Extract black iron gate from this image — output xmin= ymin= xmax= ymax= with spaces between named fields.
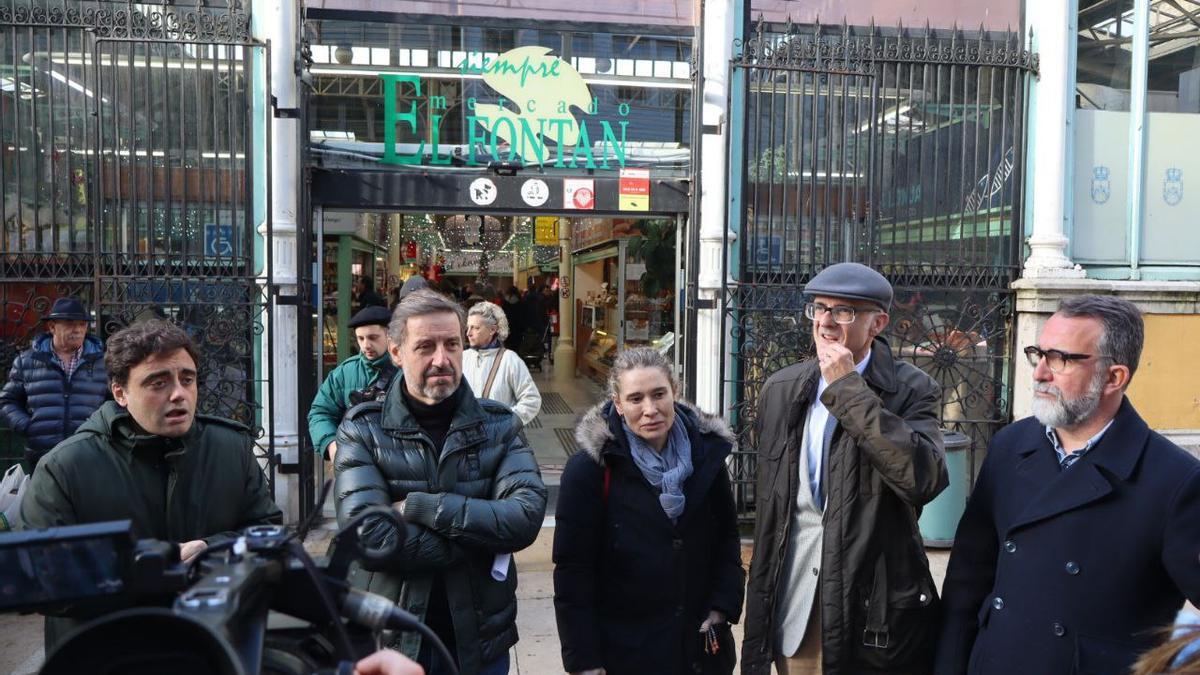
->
xmin=0 ymin=0 xmax=274 ymax=491
xmin=722 ymin=21 xmax=1038 ymax=522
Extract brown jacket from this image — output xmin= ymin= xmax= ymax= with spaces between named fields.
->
xmin=741 ymin=337 xmax=948 ymax=675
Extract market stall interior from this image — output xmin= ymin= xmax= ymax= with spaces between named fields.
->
xmin=313 ymin=211 xmax=680 ymax=415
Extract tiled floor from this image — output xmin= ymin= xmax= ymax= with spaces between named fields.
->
xmin=523 ymin=364 xmax=607 ymax=517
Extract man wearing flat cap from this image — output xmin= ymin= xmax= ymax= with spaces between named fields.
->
xmin=308 ymin=305 xmax=397 ymax=461
xmin=0 ymin=298 xmax=110 ymax=468
xmin=742 ymin=262 xmax=948 ymax=675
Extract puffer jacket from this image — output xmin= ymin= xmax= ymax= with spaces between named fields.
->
xmin=554 ymin=400 xmax=745 ymax=675
xmin=742 ymin=337 xmax=948 ymax=675
xmin=0 ymin=333 xmax=109 ymax=460
xmin=334 ymin=376 xmax=547 ymax=675
xmin=461 ymin=346 xmax=541 ymax=426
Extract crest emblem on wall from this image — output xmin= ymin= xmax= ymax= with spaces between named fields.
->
xmin=1090 ymin=166 xmax=1111 ymax=204
xmin=1163 ymin=167 xmax=1183 ymax=206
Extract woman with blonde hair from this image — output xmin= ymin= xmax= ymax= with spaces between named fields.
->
xmin=553 ymin=347 xmax=744 ymax=675
xmin=461 ymin=301 xmax=541 ymax=425
xmin=1132 ymin=609 xmax=1200 ymax=675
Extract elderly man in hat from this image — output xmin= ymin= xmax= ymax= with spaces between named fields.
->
xmin=741 ymin=263 xmax=948 ymax=675
xmin=0 ymin=298 xmax=109 ymax=467
xmin=308 ymin=305 xmax=397 ymax=461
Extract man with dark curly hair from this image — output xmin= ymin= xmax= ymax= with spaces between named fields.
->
xmin=21 ymin=319 xmax=281 ymax=651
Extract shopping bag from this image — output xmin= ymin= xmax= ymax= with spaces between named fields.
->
xmin=0 ymin=464 xmax=29 ymax=531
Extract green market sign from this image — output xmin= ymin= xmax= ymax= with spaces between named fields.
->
xmin=380 ymin=46 xmax=630 ymax=169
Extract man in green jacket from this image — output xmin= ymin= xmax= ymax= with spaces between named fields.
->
xmin=20 ymin=319 xmax=282 ymax=651
xmin=309 ymin=305 xmax=395 ymax=461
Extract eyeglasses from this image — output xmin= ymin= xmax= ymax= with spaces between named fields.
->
xmin=1023 ymin=345 xmax=1112 ymax=373
xmin=804 ymin=302 xmax=873 ymax=325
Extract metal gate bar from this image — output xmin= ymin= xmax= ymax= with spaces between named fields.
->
xmin=0 ymin=1 xmax=277 ymax=498
xmin=719 ymin=20 xmax=1037 ymax=523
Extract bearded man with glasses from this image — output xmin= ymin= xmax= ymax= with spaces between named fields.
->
xmin=935 ymin=294 xmax=1200 ymax=675
xmin=742 ymin=262 xmax=948 ymax=675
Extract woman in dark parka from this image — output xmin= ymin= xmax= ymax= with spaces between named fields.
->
xmin=553 ymin=348 xmax=745 ymax=675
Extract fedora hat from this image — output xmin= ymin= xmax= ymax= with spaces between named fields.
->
xmin=43 ymin=298 xmax=92 ymax=323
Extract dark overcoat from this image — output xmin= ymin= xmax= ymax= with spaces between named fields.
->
xmin=553 ymin=401 xmax=746 ymax=675
xmin=935 ymin=398 xmax=1200 ymax=675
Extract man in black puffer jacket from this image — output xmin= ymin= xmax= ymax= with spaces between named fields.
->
xmin=0 ymin=298 xmax=109 ymax=467
xmin=335 ymin=289 xmax=547 ymax=675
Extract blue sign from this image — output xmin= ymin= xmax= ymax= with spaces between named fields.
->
xmin=204 ymin=224 xmax=234 ymax=256
xmin=753 ymin=235 xmax=783 ymax=266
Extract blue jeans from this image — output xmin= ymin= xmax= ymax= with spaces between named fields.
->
xmin=419 ymin=641 xmax=509 ymax=675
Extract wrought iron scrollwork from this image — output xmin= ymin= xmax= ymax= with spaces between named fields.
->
xmin=735 ymin=17 xmax=1038 ymax=74
xmin=1 ymin=0 xmax=270 ymax=484
xmin=721 ymin=15 xmax=1031 ymax=523
xmin=3 ymin=0 xmax=253 ymax=43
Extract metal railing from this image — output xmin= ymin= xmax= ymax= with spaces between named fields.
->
xmin=721 ymin=19 xmax=1037 ymax=523
xmin=0 ymin=0 xmax=275 ymax=494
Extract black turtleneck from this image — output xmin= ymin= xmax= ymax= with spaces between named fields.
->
xmin=400 ymin=381 xmax=462 ymax=453
xmin=399 ymin=380 xmax=464 ymax=668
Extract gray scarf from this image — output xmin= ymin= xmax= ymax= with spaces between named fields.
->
xmin=621 ymin=411 xmax=693 ymax=523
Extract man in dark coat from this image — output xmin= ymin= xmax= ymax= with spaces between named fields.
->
xmin=354 ymin=274 xmax=387 ymax=313
xmin=335 ymin=289 xmax=547 ymax=675
xmin=0 ymin=298 xmax=110 ymax=468
xmin=935 ymin=295 xmax=1200 ymax=675
xmin=20 ymin=319 xmax=281 ymax=651
xmin=742 ymin=263 xmax=948 ymax=675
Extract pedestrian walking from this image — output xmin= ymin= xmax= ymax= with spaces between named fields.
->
xmin=462 ymin=302 xmax=541 ymax=426
xmin=741 ymin=262 xmax=948 ymax=675
xmin=935 ymin=295 xmax=1200 ymax=675
xmin=501 ymin=287 xmax=524 ymax=351
xmin=554 ymin=347 xmax=745 ymax=675
xmin=0 ymin=297 xmax=109 ymax=468
xmin=353 ymin=274 xmax=387 ymax=313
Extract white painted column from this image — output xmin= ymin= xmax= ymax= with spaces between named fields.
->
xmin=254 ymin=0 xmax=301 ymax=521
xmin=695 ymin=0 xmax=736 ymax=415
xmin=1023 ymin=0 xmax=1085 ymax=278
xmin=553 ymin=218 xmax=576 ymax=386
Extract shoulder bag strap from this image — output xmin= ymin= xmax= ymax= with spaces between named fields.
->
xmin=481 ymin=347 xmax=506 ymax=399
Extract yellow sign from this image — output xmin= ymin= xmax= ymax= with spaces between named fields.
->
xmin=535 ymin=217 xmax=559 ymax=245
xmin=618 ymin=168 xmax=650 ymax=211
xmin=619 ymin=194 xmax=649 ymax=211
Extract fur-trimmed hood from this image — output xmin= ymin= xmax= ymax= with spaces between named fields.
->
xmin=574 ymin=399 xmax=736 ymax=464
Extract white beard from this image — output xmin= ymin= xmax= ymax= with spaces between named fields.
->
xmin=1031 ymin=367 xmax=1106 ymax=429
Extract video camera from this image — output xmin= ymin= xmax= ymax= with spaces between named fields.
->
xmin=0 ymin=483 xmax=456 ymax=675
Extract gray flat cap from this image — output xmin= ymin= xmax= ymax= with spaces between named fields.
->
xmin=398 ymin=275 xmax=429 ymax=301
xmin=803 ymin=262 xmax=892 ymax=310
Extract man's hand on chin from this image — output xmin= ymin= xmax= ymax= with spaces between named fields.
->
xmin=816 ymin=340 xmax=857 ymax=382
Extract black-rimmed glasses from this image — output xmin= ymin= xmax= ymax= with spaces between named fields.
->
xmin=1023 ymin=345 xmax=1112 ymax=373
xmin=804 ymin=302 xmax=872 ymax=325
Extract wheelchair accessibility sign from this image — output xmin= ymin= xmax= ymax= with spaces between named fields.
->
xmin=204 ymin=224 xmax=234 ymax=256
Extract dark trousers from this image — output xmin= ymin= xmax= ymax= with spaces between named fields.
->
xmin=418 ymin=640 xmax=509 ymax=675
